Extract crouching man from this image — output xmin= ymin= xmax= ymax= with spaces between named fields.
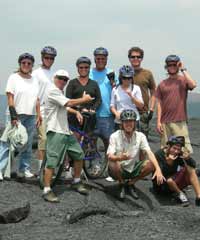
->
xmin=107 ymin=109 xmax=165 ymax=199
xmin=42 ymin=70 xmax=93 ymax=203
xmin=153 ymin=136 xmax=200 ymax=207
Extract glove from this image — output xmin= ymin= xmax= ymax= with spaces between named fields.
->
xmin=148 ymin=110 xmax=154 ymax=121
xmin=9 ymin=106 xmax=18 ymax=121
xmin=106 ymin=72 xmax=116 ymax=87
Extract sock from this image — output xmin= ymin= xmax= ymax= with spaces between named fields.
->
xmin=43 ymin=187 xmax=51 ymax=194
xmin=73 ymin=178 xmax=80 ymax=183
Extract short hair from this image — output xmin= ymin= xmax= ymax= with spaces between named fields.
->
xmin=128 ymin=47 xmax=144 ymax=58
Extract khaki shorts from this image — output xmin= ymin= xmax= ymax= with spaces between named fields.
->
xmin=38 ymin=121 xmax=47 ymax=151
xmin=161 ymin=121 xmax=193 ymax=153
xmin=45 ymin=132 xmax=84 ymax=169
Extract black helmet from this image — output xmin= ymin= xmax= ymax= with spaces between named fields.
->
xmin=18 ymin=53 xmax=35 ymax=64
xmin=41 ymin=46 xmax=57 ymax=56
xmin=93 ymin=47 xmax=108 ymax=56
xmin=167 ymin=136 xmax=185 ymax=147
xmin=120 ymin=109 xmax=137 ymax=121
xmin=119 ymin=65 xmax=134 ymax=78
xmin=165 ymin=55 xmax=180 ymax=63
xmin=76 ymin=56 xmax=91 ymax=66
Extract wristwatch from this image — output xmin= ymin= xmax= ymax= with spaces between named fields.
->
xmin=180 ymin=68 xmax=187 ymax=72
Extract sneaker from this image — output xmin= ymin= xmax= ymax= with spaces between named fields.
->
xmin=0 ymin=171 xmax=3 ymax=181
xmin=43 ymin=190 xmax=59 ymax=203
xmin=119 ymin=185 xmax=125 ymax=200
xmin=128 ymin=185 xmax=139 ymax=199
xmin=71 ymin=181 xmax=89 ymax=195
xmin=195 ymin=197 xmax=200 ymax=206
xmin=24 ymin=170 xmax=35 ymax=178
xmin=105 ymin=176 xmax=115 ymax=182
xmin=91 ymin=165 xmax=101 ymax=176
xmin=177 ymin=191 xmax=189 ymax=207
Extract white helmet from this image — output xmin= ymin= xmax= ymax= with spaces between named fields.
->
xmin=54 ymin=70 xmax=69 ymax=79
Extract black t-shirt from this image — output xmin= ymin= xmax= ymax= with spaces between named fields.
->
xmin=154 ymin=149 xmax=184 ymax=179
xmin=65 ymin=78 xmax=102 ymax=111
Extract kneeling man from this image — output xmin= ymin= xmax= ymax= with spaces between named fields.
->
xmin=153 ymin=136 xmax=200 ymax=207
xmin=107 ymin=109 xmax=165 ymax=199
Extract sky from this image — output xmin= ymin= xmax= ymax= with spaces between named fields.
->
xmin=0 ymin=0 xmax=200 ymax=94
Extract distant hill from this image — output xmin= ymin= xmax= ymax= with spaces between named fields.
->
xmin=0 ymin=92 xmax=199 ymax=127
xmin=188 ymin=92 xmax=200 ymax=102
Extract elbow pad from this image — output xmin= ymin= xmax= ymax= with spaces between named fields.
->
xmin=9 ymin=106 xmax=18 ymax=121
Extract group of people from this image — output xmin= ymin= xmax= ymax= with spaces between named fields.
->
xmin=0 ymin=45 xmax=200 ymax=207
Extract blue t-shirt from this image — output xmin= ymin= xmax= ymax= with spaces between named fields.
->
xmin=89 ymin=68 xmax=115 ymax=117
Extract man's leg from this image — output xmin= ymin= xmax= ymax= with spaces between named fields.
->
xmin=160 ymin=123 xmax=171 ymax=149
xmin=37 ymin=121 xmax=46 ymax=174
xmin=170 ymin=121 xmax=193 ymax=153
xmin=67 ymin=135 xmax=88 ymax=195
xmin=43 ymin=132 xmax=67 ymax=202
xmin=108 ymin=161 xmax=126 ymax=199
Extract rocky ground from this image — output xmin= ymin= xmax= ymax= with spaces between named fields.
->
xmin=0 ymin=119 xmax=200 ymax=240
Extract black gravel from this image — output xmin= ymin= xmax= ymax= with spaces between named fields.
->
xmin=0 ymin=119 xmax=200 ymax=240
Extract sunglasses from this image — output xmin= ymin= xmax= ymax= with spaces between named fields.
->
xmin=167 ymin=63 xmax=177 ymax=67
xmin=78 ymin=66 xmax=89 ymax=69
xmin=122 ymin=77 xmax=132 ymax=80
xmin=43 ymin=56 xmax=55 ymax=60
xmin=21 ymin=61 xmax=32 ymax=66
xmin=129 ymin=55 xmax=142 ymax=59
xmin=56 ymin=76 xmax=69 ymax=82
xmin=95 ymin=57 xmax=106 ymax=61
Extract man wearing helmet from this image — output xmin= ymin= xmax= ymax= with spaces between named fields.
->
xmin=42 ymin=70 xmax=94 ymax=202
xmin=128 ymin=47 xmax=156 ymax=138
xmin=156 ymin=55 xmax=196 ymax=153
xmin=32 ymin=46 xmax=57 ymax=175
xmin=107 ymin=109 xmax=165 ymax=199
xmin=89 ymin=47 xmax=116 ymax=144
xmin=89 ymin=47 xmax=117 ymax=175
xmin=66 ymin=56 xmax=101 ymax=136
xmin=153 ymin=136 xmax=200 ymax=206
xmin=110 ymin=65 xmax=144 ymax=130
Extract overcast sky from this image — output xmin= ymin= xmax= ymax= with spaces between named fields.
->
xmin=0 ymin=0 xmax=200 ymax=94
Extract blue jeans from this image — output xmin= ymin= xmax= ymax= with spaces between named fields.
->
xmin=18 ymin=115 xmax=36 ymax=172
xmin=95 ymin=116 xmax=114 ymax=140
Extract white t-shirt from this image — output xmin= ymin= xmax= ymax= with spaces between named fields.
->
xmin=107 ymin=130 xmax=150 ymax=173
xmin=45 ymin=84 xmax=71 ymax=135
xmin=110 ymin=85 xmax=143 ymax=122
xmin=32 ymin=67 xmax=54 ymax=118
xmin=5 ymin=73 xmax=39 ymax=115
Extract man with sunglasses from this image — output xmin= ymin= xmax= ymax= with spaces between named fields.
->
xmin=153 ymin=136 xmax=200 ymax=207
xmin=43 ymin=70 xmax=94 ymax=202
xmin=128 ymin=47 xmax=156 ymax=138
xmin=32 ymin=46 xmax=57 ymax=175
xmin=156 ymin=55 xmax=196 ymax=153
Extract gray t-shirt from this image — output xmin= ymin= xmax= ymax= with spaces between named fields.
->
xmin=45 ymin=84 xmax=71 ymax=135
